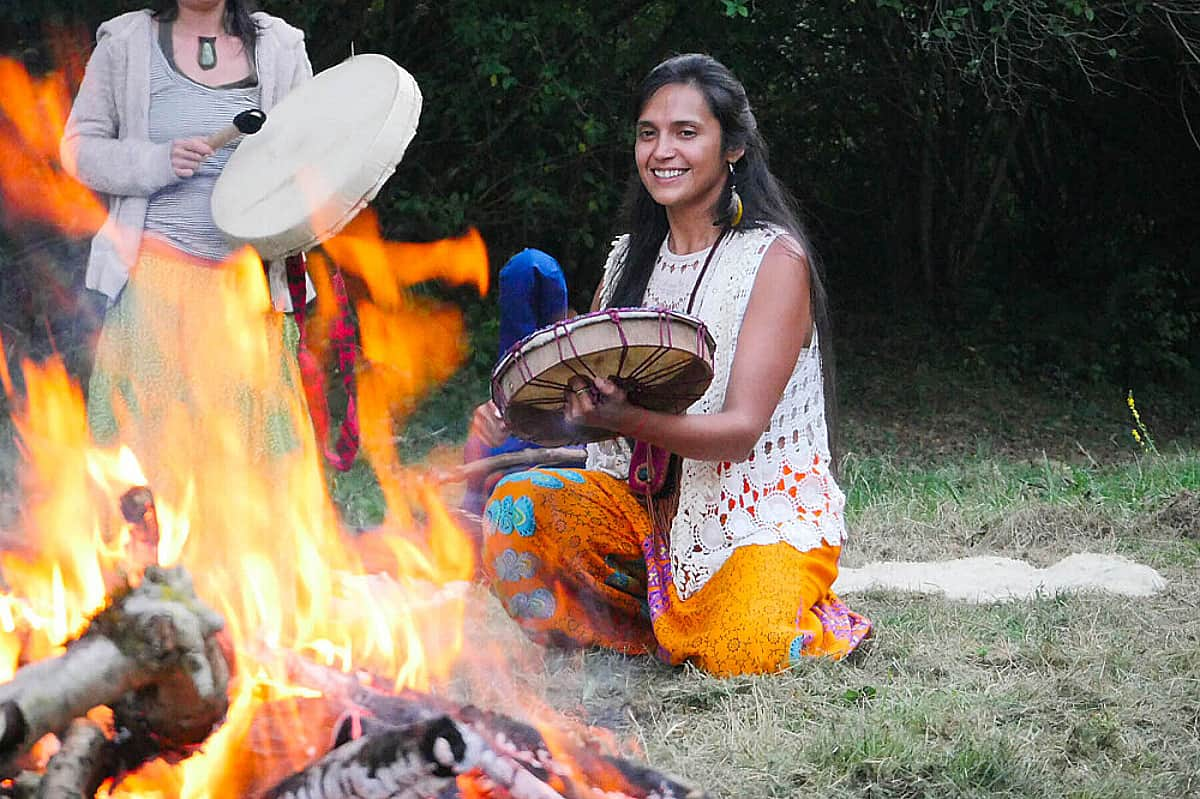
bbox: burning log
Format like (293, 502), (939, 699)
(0, 565), (230, 778)
(37, 719), (113, 799)
(262, 714), (567, 799)
(0, 772), (41, 799)
(277, 656), (710, 799)
(261, 716), (472, 799)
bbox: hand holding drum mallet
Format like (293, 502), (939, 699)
(171, 109), (267, 178)
(206, 108), (267, 149)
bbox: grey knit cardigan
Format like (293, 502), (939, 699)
(60, 9), (312, 301)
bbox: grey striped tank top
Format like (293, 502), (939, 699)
(143, 27), (261, 261)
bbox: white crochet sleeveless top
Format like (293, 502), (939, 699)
(586, 227), (847, 600)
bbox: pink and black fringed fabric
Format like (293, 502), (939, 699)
(285, 253), (361, 471)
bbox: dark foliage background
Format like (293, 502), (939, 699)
(2, 0), (1198, 414)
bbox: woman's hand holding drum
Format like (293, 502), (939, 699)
(563, 376), (636, 433)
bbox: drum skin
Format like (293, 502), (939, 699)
(212, 54), (422, 260)
(491, 309), (716, 446)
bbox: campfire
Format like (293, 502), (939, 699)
(0, 56), (709, 799)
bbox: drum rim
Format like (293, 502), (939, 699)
(491, 306), (714, 381)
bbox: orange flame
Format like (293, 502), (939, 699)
(0, 52), (491, 792)
(0, 227), (485, 793)
(0, 55), (640, 799)
(0, 56), (105, 236)
(0, 54), (660, 799)
(320, 208), (489, 301)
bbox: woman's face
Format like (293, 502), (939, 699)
(635, 82), (733, 219)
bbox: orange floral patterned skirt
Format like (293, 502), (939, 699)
(480, 468), (871, 676)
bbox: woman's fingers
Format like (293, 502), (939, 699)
(184, 137), (215, 158)
(562, 375), (635, 433)
(471, 400), (508, 447)
(591, 375), (623, 400)
(563, 377), (594, 422)
(171, 138), (216, 177)
(171, 153), (199, 177)
(562, 376), (633, 427)
(590, 376), (628, 407)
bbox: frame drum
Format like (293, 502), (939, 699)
(212, 54), (421, 260)
(492, 308), (716, 446)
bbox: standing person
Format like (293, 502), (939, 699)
(60, 0), (314, 504)
(470, 53), (871, 676)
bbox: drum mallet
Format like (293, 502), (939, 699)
(205, 108), (267, 150)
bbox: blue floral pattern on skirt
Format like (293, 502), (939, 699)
(508, 588), (556, 619)
(788, 632), (815, 666)
(485, 494), (536, 537)
(529, 471), (565, 489)
(494, 548), (539, 582)
(495, 467), (587, 492)
(543, 468), (586, 483)
(493, 471), (528, 490)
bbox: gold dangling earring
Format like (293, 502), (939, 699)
(727, 162), (744, 227)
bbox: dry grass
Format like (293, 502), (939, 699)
(443, 579), (1200, 797)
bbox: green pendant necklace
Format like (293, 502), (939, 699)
(197, 36), (217, 70)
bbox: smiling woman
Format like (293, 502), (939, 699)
(470, 54), (871, 676)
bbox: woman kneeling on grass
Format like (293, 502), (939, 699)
(470, 53), (871, 676)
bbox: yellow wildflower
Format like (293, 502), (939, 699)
(1126, 390), (1158, 455)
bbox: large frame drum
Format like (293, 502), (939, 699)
(212, 54), (422, 260)
(492, 308), (716, 446)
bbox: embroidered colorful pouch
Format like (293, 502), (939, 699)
(628, 440), (674, 497)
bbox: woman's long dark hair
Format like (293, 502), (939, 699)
(150, 1), (260, 55)
(606, 53), (841, 469)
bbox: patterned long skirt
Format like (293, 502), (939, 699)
(481, 468), (872, 676)
(87, 242), (307, 517)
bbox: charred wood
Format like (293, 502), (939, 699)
(267, 713), (566, 799)
(282, 656), (709, 799)
(108, 628), (233, 770)
(262, 715), (480, 799)
(118, 486), (159, 569)
(0, 772), (42, 799)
